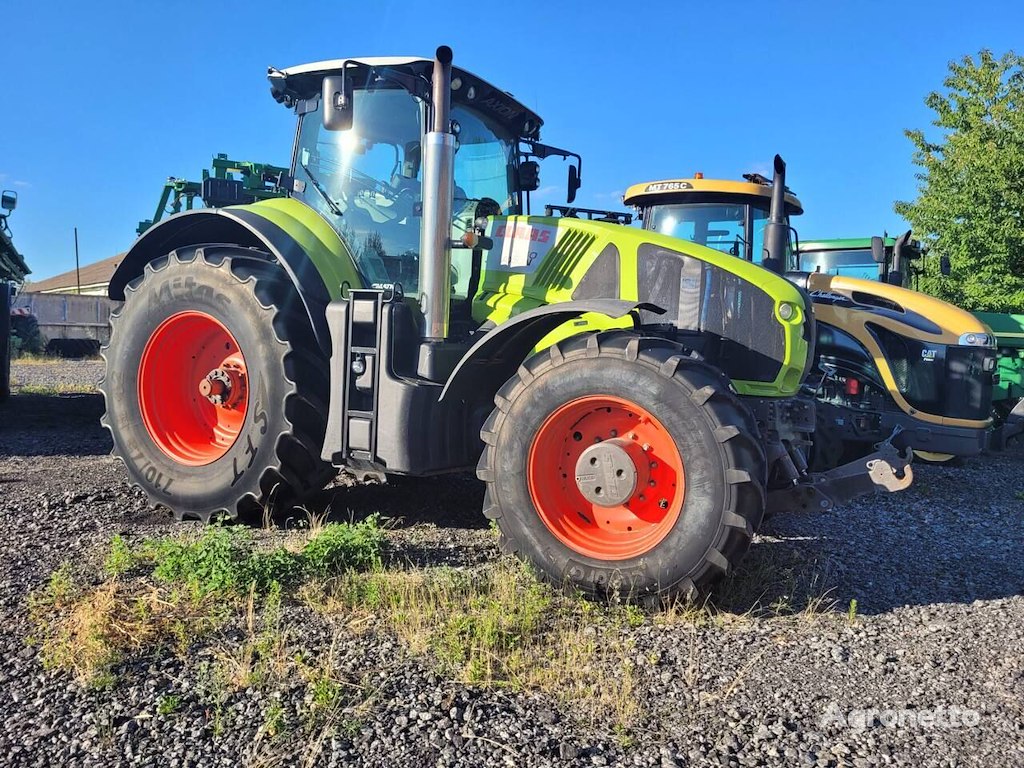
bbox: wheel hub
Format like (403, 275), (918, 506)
(527, 395), (685, 561)
(574, 438), (648, 507)
(137, 310), (249, 466)
(198, 364), (246, 409)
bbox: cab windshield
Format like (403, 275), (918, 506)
(800, 249), (878, 280)
(646, 202), (798, 271)
(291, 85), (517, 295)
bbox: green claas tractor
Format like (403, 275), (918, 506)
(623, 165), (999, 469)
(101, 48), (910, 601)
(798, 235), (1024, 451)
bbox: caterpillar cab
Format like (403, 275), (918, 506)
(101, 49), (910, 602)
(624, 162), (998, 468)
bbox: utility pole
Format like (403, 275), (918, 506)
(74, 227), (81, 295)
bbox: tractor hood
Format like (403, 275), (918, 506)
(805, 272), (992, 346)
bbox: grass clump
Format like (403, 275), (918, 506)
(14, 383), (98, 395)
(156, 694), (181, 716)
(29, 574), (227, 683)
(99, 517), (386, 600)
(30, 519), (385, 684)
(301, 517), (384, 577)
(150, 527), (300, 596)
(307, 559), (640, 731)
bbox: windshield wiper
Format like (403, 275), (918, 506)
(301, 162), (343, 217)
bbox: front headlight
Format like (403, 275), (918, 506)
(776, 301), (800, 322)
(958, 332), (995, 347)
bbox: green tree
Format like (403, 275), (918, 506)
(895, 50), (1024, 312)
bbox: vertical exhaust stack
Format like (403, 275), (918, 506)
(762, 154), (788, 275)
(418, 45), (456, 341)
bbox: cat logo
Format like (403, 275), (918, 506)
(921, 348), (938, 362)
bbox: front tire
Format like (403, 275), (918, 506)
(99, 245), (334, 521)
(478, 331), (766, 601)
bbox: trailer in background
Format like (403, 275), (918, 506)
(11, 291), (115, 357)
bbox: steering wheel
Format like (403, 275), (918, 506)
(341, 166), (413, 224)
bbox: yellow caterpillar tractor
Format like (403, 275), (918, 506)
(100, 49), (910, 601)
(623, 160), (997, 469)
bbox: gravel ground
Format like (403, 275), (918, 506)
(9, 359), (105, 393)
(1, 364), (1022, 767)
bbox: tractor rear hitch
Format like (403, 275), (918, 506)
(766, 434), (914, 515)
(989, 398), (1024, 451)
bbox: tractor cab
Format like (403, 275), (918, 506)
(799, 233), (923, 286)
(623, 172), (803, 272)
(269, 57), (580, 307)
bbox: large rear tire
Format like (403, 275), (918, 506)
(99, 245), (334, 521)
(478, 331), (766, 601)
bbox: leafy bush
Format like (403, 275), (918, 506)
(133, 519), (385, 597)
(151, 527), (300, 596)
(301, 517), (384, 577)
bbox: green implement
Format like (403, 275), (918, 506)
(136, 154), (289, 235)
(1, 190), (30, 401)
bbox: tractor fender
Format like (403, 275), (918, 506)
(108, 207), (343, 353)
(439, 299), (663, 403)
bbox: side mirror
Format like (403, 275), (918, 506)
(940, 255), (951, 276)
(322, 74), (353, 132)
(1, 190), (16, 212)
(567, 164), (581, 204)
(870, 235), (886, 264)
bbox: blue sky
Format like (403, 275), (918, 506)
(5, 0), (1023, 281)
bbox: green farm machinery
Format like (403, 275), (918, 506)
(136, 154), (289, 236)
(101, 48), (912, 601)
(1, 190), (30, 401)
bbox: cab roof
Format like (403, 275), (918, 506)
(623, 177), (803, 215)
(269, 56), (543, 140)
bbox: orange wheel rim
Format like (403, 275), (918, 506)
(527, 395), (685, 560)
(137, 311), (248, 466)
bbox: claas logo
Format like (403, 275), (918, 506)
(493, 224), (552, 244)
